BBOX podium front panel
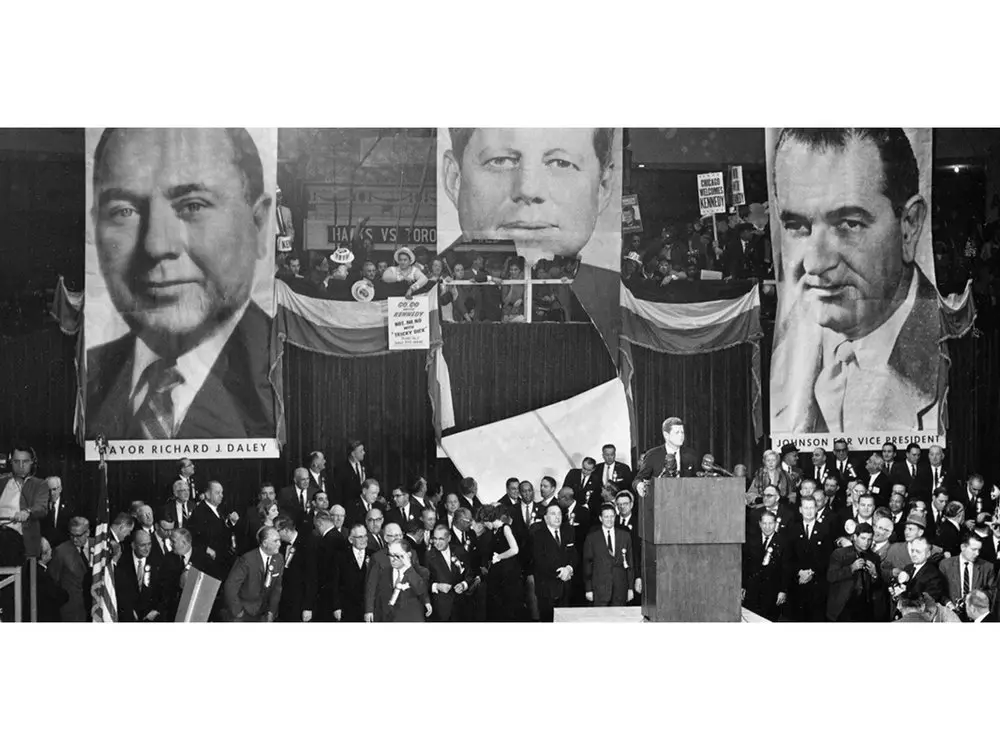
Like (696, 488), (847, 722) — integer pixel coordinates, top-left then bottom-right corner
(646, 477), (746, 545)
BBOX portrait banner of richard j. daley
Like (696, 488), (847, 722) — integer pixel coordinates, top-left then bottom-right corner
(83, 128), (281, 461)
(767, 128), (948, 449)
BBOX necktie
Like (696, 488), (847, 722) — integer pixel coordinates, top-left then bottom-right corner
(136, 559), (144, 591)
(555, 529), (561, 547)
(393, 569), (400, 587)
(933, 468), (940, 487)
(524, 504), (531, 525)
(814, 340), (856, 432)
(52, 502), (59, 527)
(806, 523), (812, 540)
(606, 531), (613, 554)
(910, 463), (915, 478)
(962, 563), (971, 598)
(134, 359), (184, 439)
(356, 463), (364, 482)
(80, 546), (88, 568)
(300, 489), (307, 511)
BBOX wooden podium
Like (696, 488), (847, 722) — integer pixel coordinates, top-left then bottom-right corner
(640, 477), (746, 622)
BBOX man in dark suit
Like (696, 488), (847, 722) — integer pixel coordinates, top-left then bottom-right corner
(162, 478), (195, 529)
(40, 475), (75, 548)
(747, 486), (796, 540)
(862, 454), (893, 507)
(939, 533), (996, 614)
(934, 501), (966, 557)
(333, 524), (372, 622)
(47, 516), (93, 622)
(582, 505), (636, 606)
(742, 510), (787, 620)
(345, 479), (385, 529)
(114, 530), (167, 622)
(85, 128), (276, 441)
(925, 487), (951, 545)
(980, 523), (1000, 566)
(955, 473), (996, 520)
(614, 491), (643, 605)
(496, 478), (521, 508)
(277, 468), (316, 529)
(530, 504), (577, 622)
(35, 538), (69, 622)
(306, 451), (328, 493)
(722, 222), (766, 279)
(632, 417), (700, 499)
(563, 458), (602, 511)
(558, 488), (591, 549)
(783, 495), (833, 621)
(165, 458), (199, 506)
(368, 538), (431, 622)
(426, 525), (474, 622)
(274, 515), (317, 622)
(457, 477), (483, 512)
(900, 537), (947, 604)
(829, 439), (861, 486)
(825, 522), (886, 621)
(222, 526), (284, 622)
(890, 443), (932, 500)
(185, 480), (239, 582)
(333, 440), (371, 508)
(385, 486), (419, 530)
(926, 445), (948, 493)
(312, 510), (345, 621)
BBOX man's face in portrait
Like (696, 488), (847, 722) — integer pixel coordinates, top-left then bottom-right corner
(774, 131), (925, 340)
(93, 128), (270, 354)
(444, 128), (613, 258)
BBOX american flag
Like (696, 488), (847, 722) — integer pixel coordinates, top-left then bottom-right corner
(90, 440), (118, 622)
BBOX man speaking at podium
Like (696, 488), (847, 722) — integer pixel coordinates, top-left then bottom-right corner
(632, 417), (701, 498)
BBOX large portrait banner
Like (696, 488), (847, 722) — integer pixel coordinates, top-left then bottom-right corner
(83, 128), (281, 461)
(766, 128), (944, 451)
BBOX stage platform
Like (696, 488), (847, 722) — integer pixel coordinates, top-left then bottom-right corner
(552, 607), (770, 623)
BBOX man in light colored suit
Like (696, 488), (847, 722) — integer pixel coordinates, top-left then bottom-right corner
(939, 533), (996, 614)
(222, 526), (284, 622)
(770, 128), (941, 434)
(583, 505), (635, 606)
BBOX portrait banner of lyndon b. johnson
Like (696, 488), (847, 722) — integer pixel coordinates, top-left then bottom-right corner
(436, 128), (623, 356)
(767, 128), (945, 447)
(83, 128), (281, 460)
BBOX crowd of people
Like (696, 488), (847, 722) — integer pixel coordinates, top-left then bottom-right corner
(5, 426), (999, 624)
(274, 227), (583, 323)
(0, 443), (645, 623)
(741, 439), (999, 623)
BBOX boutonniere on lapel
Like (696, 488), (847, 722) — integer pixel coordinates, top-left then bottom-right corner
(762, 546), (773, 567)
(265, 561), (277, 588)
(891, 570), (909, 598)
(143, 564), (151, 588)
(453, 557), (465, 574)
(389, 579), (410, 606)
(568, 512), (576, 526)
(621, 546), (629, 570)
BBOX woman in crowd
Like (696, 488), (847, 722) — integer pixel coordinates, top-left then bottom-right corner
(237, 497), (279, 554)
(450, 261), (473, 322)
(477, 504), (524, 621)
(747, 449), (792, 506)
(381, 246), (429, 299)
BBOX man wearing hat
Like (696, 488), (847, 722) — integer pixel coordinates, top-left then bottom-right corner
(881, 511), (944, 580)
(826, 521), (886, 621)
(779, 443), (802, 494)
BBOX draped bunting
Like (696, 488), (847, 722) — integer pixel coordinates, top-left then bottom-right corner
(618, 280), (764, 440)
(271, 278), (454, 442)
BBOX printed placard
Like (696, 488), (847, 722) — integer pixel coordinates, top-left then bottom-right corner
(388, 295), (431, 350)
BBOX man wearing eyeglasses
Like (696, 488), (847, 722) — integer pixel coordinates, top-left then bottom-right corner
(747, 485), (794, 540)
(333, 524), (371, 622)
(363, 522), (404, 622)
(368, 538), (431, 622)
(48, 517), (94, 622)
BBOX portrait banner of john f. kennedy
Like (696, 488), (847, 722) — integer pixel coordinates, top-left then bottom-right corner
(436, 128), (623, 354)
(767, 128), (944, 451)
(83, 128), (281, 461)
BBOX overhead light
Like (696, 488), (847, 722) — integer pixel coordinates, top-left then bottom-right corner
(953, 166), (961, 173)
(637, 164), (645, 168)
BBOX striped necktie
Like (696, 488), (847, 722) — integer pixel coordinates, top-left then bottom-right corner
(134, 360), (184, 439)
